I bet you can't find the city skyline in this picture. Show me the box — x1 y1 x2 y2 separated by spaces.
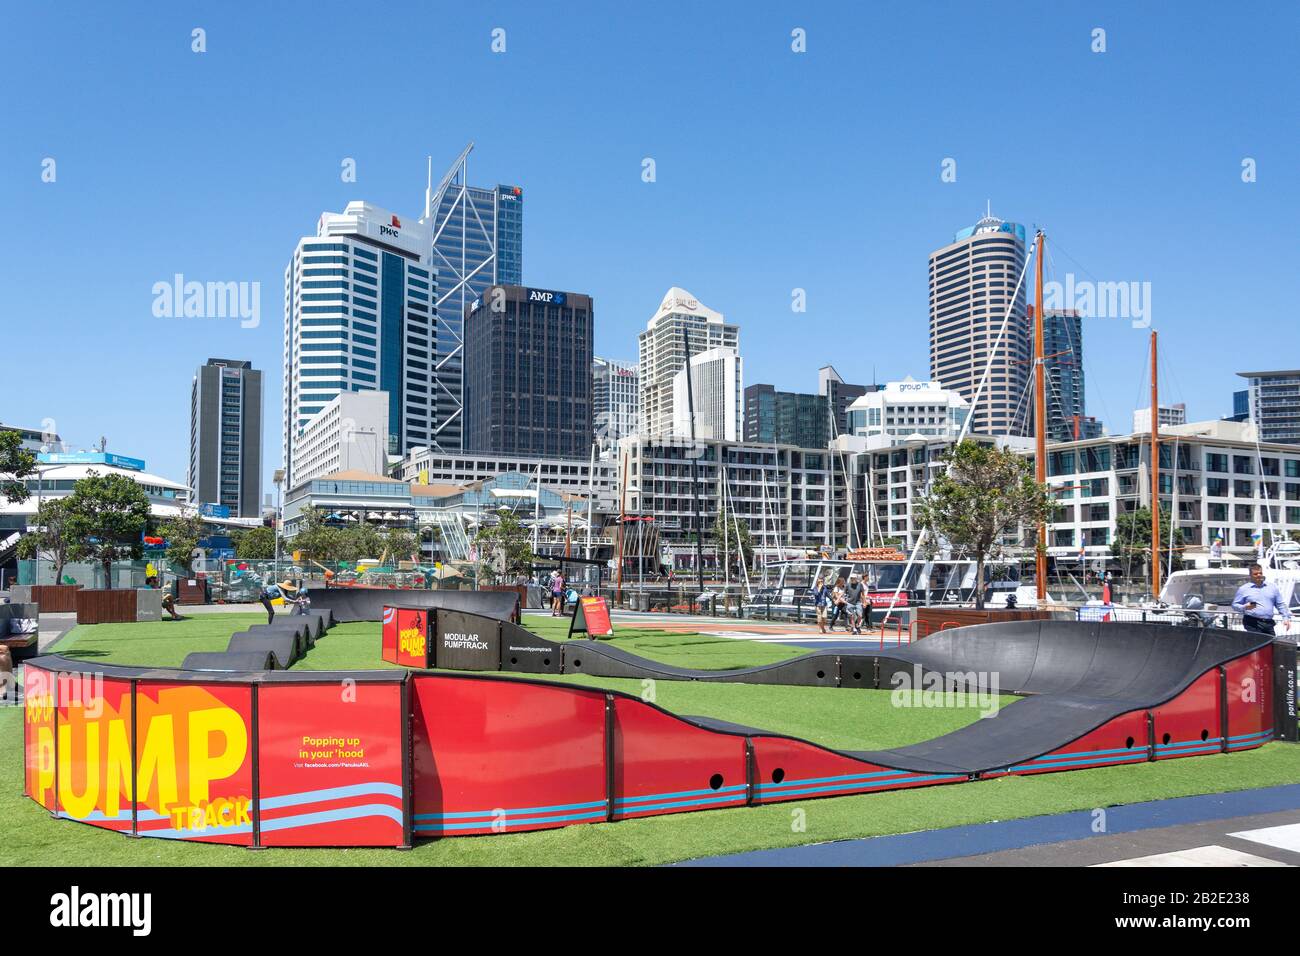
4 2 1297 491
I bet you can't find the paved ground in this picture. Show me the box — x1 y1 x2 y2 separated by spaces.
534 608 915 648
681 784 1300 867
36 612 76 652
923 809 1300 867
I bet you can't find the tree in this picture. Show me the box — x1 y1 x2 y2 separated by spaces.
474 509 535 584
291 506 345 565
16 497 85 583
234 525 276 560
380 526 419 564
156 511 208 571
337 521 385 564
62 471 151 589
711 504 754 577
1112 506 1183 583
915 440 1052 609
0 430 37 503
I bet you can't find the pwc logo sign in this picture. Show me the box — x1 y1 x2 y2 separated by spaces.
380 214 401 239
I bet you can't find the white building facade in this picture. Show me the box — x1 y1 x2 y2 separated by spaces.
282 202 436 487
672 347 743 442
846 377 970 446
638 287 739 439
618 436 848 555
593 357 639 445
397 447 617 500
291 390 392 487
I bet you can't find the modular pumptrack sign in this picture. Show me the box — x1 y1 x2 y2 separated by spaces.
22 620 1297 847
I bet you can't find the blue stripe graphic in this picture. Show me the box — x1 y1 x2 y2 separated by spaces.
615 793 748 814
259 781 403 810
140 803 402 839
616 784 748 805
760 773 962 799
416 809 607 831
415 798 607 821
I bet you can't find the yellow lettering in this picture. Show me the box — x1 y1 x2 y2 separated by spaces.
36 726 55 805
235 797 251 826
217 799 233 825
57 722 99 819
187 707 247 803
103 718 134 818
137 713 178 811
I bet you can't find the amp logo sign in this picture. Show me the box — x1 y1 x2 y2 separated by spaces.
527 288 566 306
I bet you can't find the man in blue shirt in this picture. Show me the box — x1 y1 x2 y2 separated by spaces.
1231 564 1293 636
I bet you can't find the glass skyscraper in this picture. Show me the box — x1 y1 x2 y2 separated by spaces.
421 144 523 451
1038 308 1101 441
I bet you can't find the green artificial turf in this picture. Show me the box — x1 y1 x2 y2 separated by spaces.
8 612 1300 866
4 700 1297 867
44 612 807 673
48 613 270 668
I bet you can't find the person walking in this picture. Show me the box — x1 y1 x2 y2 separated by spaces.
844 572 867 635
1231 563 1292 636
550 569 566 617
259 579 299 625
808 573 831 634
829 576 848 631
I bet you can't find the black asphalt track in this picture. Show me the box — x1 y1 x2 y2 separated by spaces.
309 587 519 623
559 620 1274 775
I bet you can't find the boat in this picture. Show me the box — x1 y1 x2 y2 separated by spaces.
1136 541 1300 635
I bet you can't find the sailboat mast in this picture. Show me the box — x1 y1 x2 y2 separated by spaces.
1034 230 1048 602
1150 330 1162 598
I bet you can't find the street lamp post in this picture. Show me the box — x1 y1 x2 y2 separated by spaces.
273 468 285 579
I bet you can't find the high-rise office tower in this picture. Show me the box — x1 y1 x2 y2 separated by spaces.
928 212 1029 436
818 366 875 439
420 144 523 451
638 287 739 438
593 357 638 445
282 201 435 487
1033 307 1101 441
744 384 829 447
1237 370 1300 443
190 358 262 516
463 285 592 458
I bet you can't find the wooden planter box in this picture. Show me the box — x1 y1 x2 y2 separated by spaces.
913 607 1051 640
75 589 138 624
9 584 81 613
176 578 209 605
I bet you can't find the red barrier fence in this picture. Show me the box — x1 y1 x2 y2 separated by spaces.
23 639 1287 848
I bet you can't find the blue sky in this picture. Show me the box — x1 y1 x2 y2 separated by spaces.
3 1 1297 494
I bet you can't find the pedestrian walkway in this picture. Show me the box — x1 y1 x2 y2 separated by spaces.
680 784 1300 867
601 609 912 646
